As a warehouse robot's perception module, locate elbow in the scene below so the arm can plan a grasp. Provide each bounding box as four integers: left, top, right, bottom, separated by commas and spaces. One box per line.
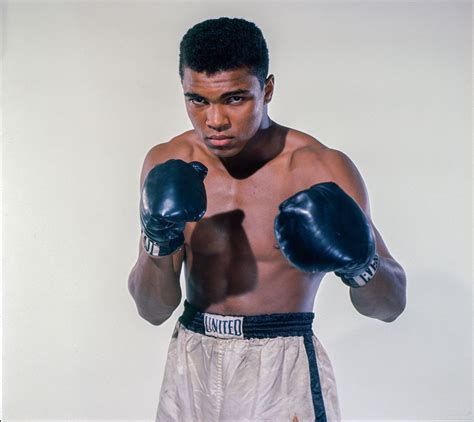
127, 276, 177, 326
144, 316, 169, 326
381, 313, 400, 323
138, 309, 173, 326
382, 270, 407, 323
381, 298, 406, 323
137, 302, 178, 326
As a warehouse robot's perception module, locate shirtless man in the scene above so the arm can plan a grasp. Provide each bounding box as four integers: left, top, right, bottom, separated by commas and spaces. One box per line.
128, 17, 407, 422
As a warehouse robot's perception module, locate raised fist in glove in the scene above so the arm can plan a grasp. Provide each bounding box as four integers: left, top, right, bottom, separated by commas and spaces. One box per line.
274, 182, 379, 288
140, 159, 207, 257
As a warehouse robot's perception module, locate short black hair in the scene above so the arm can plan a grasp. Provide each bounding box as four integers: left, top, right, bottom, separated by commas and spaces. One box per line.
179, 17, 269, 89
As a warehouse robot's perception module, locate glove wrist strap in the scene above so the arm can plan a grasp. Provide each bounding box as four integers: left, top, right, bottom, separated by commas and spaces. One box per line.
143, 233, 162, 257
142, 232, 182, 257
338, 254, 380, 288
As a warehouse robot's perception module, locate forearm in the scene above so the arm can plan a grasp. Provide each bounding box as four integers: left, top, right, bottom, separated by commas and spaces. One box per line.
128, 244, 182, 325
349, 256, 406, 322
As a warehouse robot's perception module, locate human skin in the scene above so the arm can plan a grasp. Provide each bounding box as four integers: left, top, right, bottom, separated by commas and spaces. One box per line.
128, 67, 406, 322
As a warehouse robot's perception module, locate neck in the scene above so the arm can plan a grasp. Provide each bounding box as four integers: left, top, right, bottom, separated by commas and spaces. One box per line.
220, 118, 287, 179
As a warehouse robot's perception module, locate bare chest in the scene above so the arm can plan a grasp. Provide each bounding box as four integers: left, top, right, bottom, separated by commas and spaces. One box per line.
184, 167, 305, 260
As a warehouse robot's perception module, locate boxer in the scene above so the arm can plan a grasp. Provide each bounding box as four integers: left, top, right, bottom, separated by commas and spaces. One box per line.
128, 17, 407, 422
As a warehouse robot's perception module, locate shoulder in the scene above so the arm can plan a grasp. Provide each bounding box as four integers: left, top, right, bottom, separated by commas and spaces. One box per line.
285, 128, 342, 176
288, 130, 371, 215
140, 130, 198, 186
144, 130, 196, 165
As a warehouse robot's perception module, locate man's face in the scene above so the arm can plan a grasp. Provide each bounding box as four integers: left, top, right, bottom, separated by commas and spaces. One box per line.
182, 67, 272, 158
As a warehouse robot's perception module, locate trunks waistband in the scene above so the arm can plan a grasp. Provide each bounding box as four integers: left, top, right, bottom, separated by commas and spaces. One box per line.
179, 300, 315, 339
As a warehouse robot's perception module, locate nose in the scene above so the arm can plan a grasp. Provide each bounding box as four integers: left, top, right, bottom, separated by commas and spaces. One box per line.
206, 104, 230, 132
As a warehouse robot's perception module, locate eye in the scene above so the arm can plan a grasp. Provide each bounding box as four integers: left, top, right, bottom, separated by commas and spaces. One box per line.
227, 96, 244, 104
189, 97, 207, 105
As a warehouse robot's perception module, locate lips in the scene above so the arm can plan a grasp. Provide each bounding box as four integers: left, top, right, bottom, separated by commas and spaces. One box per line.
207, 136, 234, 147
208, 135, 232, 140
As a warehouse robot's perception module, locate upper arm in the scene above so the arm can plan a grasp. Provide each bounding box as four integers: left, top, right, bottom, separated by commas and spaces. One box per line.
139, 137, 195, 187
324, 148, 394, 260
139, 144, 168, 189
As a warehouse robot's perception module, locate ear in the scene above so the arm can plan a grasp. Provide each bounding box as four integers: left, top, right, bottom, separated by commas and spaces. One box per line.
264, 74, 275, 104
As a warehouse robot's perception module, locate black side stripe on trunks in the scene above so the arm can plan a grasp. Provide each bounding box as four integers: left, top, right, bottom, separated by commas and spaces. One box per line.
303, 332, 327, 422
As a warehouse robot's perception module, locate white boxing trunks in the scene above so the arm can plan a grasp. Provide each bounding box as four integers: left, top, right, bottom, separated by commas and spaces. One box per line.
156, 301, 341, 422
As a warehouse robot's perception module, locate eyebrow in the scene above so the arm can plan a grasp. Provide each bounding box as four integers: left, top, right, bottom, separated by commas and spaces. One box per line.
184, 89, 251, 100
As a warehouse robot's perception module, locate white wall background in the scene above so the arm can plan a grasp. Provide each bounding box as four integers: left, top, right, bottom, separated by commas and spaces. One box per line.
2, 1, 471, 420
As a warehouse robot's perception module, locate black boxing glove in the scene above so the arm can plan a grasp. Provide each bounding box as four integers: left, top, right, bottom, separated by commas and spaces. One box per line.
274, 182, 379, 288
140, 159, 207, 257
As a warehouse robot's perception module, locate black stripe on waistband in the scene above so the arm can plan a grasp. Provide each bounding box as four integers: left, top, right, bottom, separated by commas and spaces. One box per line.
179, 300, 314, 339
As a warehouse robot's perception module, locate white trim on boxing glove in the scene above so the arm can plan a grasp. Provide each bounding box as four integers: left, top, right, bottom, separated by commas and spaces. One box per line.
339, 254, 380, 288
143, 233, 161, 257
